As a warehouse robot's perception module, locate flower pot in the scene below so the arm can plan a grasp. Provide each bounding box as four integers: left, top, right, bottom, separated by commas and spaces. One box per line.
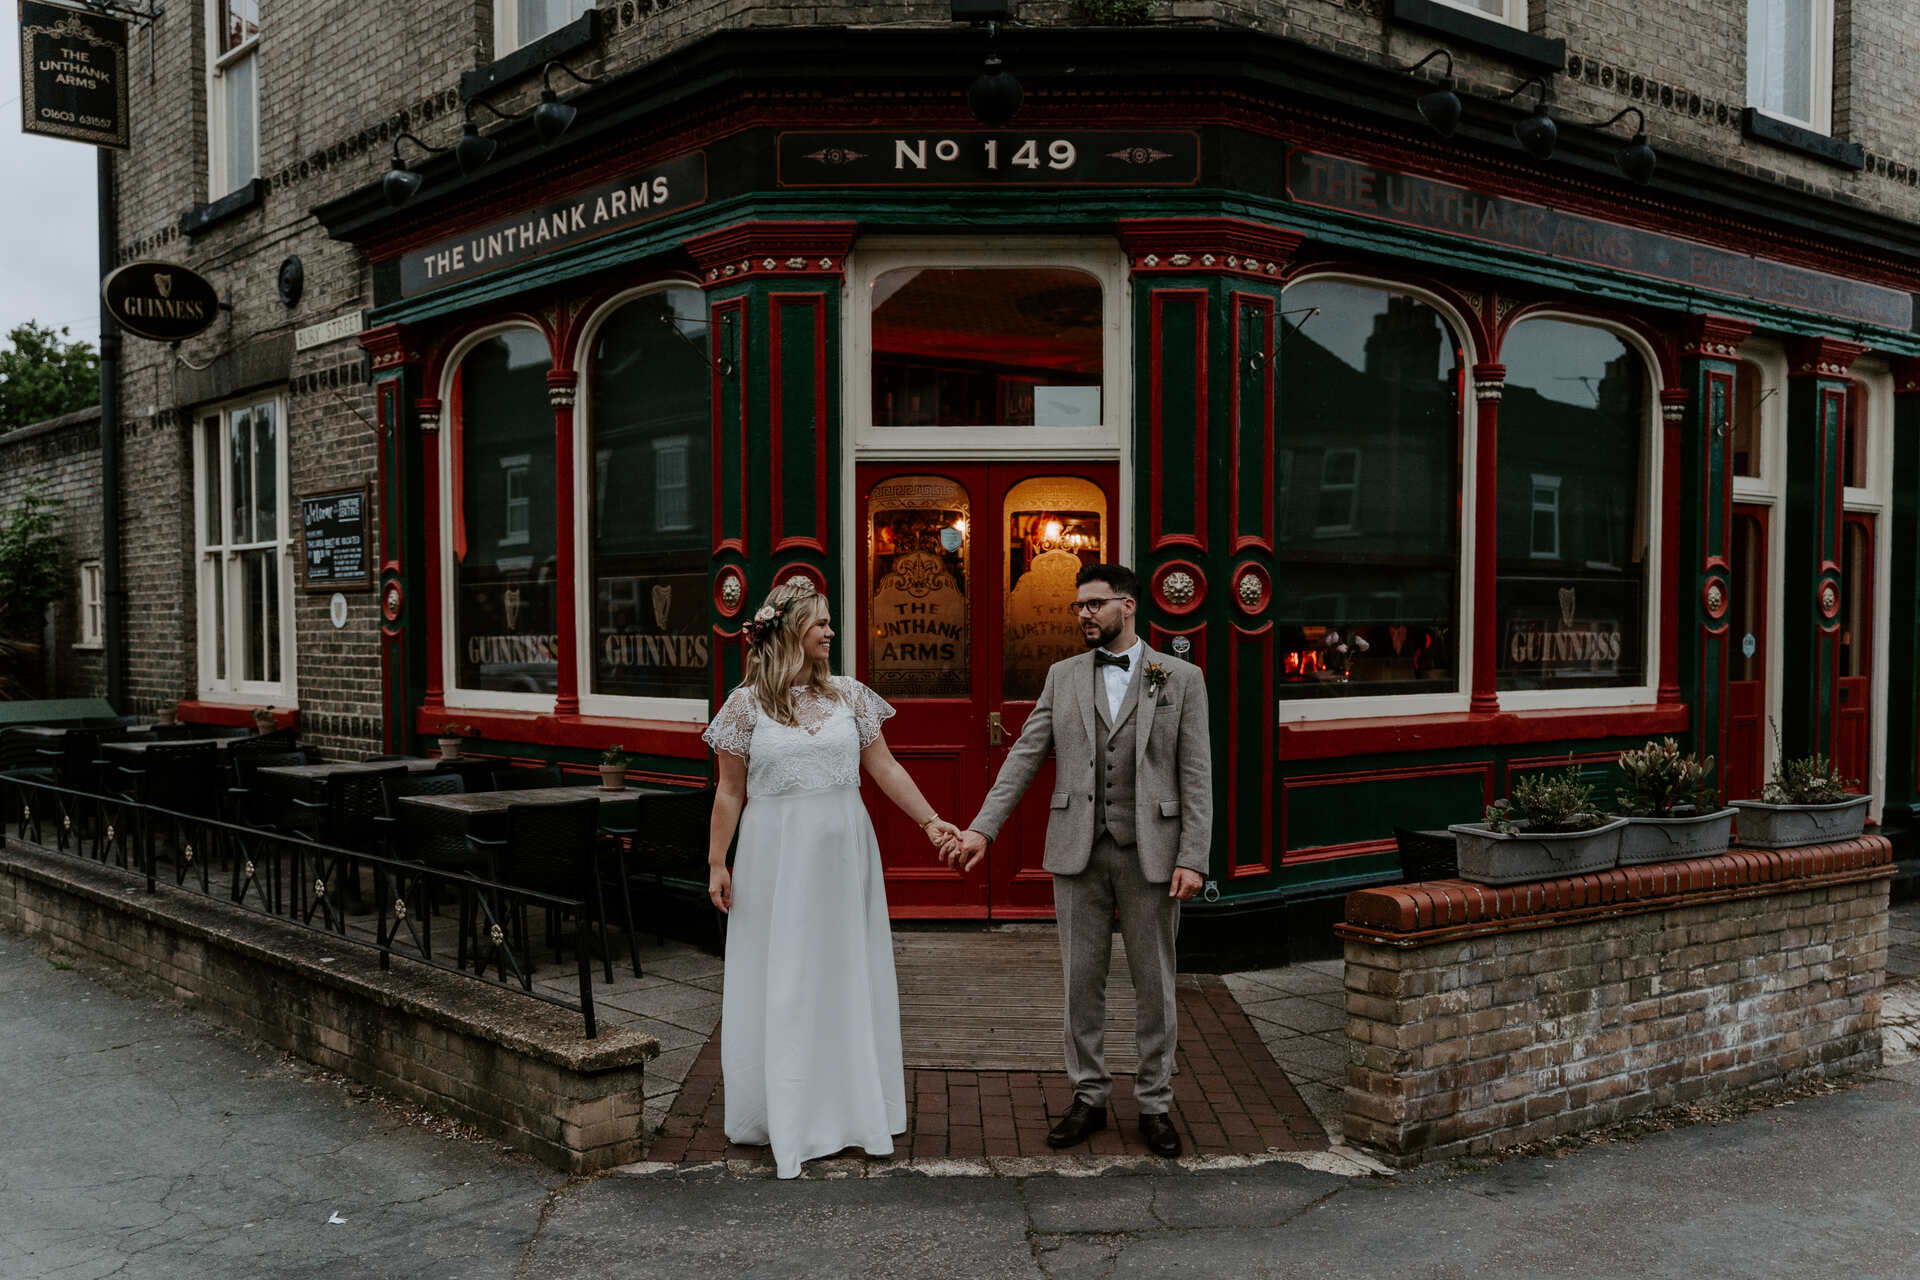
251, 711, 276, 735
155, 706, 178, 726
1729, 795, 1871, 849
598, 765, 628, 792
437, 737, 463, 760
1447, 816, 1629, 886
1616, 808, 1737, 865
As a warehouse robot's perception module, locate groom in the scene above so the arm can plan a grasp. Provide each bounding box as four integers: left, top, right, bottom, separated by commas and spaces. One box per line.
946, 563, 1212, 1157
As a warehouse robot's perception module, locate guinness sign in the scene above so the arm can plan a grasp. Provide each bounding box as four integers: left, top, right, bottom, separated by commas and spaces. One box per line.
101, 261, 220, 342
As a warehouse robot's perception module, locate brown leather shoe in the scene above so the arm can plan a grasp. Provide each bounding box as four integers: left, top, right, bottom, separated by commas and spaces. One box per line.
1138, 1112, 1181, 1158
1046, 1099, 1108, 1149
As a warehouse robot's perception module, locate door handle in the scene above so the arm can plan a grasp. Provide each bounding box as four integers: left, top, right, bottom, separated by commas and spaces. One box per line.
988, 711, 1004, 748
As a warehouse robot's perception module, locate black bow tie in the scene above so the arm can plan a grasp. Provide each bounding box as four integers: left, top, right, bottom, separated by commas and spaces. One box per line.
1095, 650, 1131, 670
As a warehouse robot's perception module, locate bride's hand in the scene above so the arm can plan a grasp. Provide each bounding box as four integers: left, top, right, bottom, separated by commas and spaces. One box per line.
708, 865, 732, 915
923, 817, 961, 854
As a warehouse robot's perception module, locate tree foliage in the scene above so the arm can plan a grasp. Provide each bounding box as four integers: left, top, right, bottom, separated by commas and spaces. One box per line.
0, 483, 65, 640
0, 322, 98, 433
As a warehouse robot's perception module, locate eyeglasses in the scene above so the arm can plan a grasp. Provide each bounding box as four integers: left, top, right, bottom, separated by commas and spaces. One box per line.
1066, 596, 1130, 616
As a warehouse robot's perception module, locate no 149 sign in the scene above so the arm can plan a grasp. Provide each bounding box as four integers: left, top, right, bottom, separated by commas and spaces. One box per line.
777, 130, 1201, 187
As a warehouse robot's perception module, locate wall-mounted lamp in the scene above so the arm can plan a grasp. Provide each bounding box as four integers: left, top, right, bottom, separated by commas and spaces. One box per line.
1405, 49, 1461, 138
1595, 106, 1658, 184
454, 98, 528, 176
383, 131, 449, 208
534, 60, 603, 145
966, 22, 1023, 126
1503, 76, 1557, 160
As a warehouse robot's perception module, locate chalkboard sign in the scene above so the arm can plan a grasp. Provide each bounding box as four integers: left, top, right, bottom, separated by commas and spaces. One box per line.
300, 486, 372, 591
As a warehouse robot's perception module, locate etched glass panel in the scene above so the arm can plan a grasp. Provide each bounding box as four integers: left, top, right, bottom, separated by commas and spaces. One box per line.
1002, 477, 1105, 701
868, 475, 971, 698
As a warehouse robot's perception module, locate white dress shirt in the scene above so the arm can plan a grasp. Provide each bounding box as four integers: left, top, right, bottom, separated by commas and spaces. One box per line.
1098, 638, 1145, 723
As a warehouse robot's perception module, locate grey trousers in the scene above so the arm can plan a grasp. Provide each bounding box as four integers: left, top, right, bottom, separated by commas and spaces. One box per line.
1053, 834, 1181, 1114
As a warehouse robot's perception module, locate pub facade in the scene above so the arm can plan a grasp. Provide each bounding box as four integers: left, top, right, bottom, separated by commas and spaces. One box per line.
53, 0, 1920, 954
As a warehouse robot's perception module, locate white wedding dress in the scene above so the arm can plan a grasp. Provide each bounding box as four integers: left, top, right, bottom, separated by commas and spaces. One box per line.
702, 676, 906, 1177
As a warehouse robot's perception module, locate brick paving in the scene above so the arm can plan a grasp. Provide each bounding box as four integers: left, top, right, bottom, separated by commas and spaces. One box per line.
646, 974, 1326, 1167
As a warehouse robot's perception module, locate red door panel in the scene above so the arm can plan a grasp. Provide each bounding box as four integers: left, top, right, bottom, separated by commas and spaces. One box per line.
1836, 515, 1873, 793
1725, 506, 1768, 807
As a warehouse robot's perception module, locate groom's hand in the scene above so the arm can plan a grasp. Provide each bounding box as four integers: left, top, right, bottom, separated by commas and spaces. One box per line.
949, 828, 989, 875
1169, 868, 1204, 902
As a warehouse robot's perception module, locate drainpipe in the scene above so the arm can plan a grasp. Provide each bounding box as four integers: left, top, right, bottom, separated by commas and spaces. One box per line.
98, 147, 126, 712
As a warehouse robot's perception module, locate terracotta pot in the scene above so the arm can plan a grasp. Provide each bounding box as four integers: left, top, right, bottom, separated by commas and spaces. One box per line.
438, 737, 463, 760
599, 764, 628, 792
155, 706, 178, 726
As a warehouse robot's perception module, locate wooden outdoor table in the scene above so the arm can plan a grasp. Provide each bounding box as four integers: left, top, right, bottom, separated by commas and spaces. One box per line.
253, 757, 443, 804
400, 783, 674, 841
101, 736, 237, 757
13, 724, 152, 743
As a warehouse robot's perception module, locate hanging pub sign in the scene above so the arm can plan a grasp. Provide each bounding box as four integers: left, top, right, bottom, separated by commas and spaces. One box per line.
18, 1, 129, 149
101, 260, 220, 342
777, 131, 1200, 187
299, 486, 372, 591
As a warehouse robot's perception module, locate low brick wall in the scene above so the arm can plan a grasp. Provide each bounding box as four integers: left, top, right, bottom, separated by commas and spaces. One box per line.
0, 839, 658, 1172
1335, 838, 1892, 1168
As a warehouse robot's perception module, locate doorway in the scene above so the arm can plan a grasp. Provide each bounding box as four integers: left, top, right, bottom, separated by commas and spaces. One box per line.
1726, 504, 1770, 805
856, 461, 1120, 917
1837, 513, 1874, 792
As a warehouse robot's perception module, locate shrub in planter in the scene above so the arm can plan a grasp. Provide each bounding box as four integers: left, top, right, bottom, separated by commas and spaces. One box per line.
1613, 738, 1735, 864
1732, 750, 1869, 849
437, 722, 475, 759
599, 744, 630, 791
1449, 761, 1627, 885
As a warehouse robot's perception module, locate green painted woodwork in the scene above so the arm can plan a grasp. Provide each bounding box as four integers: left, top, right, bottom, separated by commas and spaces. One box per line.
376, 369, 426, 757
1282, 767, 1487, 853
1679, 357, 1738, 792
1780, 374, 1847, 760
1883, 389, 1920, 825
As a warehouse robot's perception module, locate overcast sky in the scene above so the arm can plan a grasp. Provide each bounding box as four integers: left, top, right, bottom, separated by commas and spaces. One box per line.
3, 4, 103, 348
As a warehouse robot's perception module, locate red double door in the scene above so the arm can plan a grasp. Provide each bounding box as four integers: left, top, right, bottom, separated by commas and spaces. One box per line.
854, 462, 1119, 918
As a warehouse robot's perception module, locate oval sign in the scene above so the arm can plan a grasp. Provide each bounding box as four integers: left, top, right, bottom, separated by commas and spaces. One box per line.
101, 260, 220, 342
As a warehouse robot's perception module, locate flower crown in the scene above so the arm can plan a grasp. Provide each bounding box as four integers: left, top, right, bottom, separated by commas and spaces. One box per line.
743, 588, 815, 650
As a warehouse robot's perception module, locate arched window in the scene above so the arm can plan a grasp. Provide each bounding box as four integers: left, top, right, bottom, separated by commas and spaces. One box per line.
582, 286, 713, 704
1276, 279, 1466, 700
1496, 318, 1652, 693
449, 328, 556, 697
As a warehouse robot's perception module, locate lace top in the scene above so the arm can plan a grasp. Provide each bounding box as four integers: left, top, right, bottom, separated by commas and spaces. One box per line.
702, 676, 896, 797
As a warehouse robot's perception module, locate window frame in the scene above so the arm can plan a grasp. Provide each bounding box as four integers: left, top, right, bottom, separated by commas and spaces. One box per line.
492, 0, 589, 56
1843, 360, 1893, 820
1528, 474, 1562, 560
437, 323, 557, 715
77, 560, 104, 649
192, 391, 294, 703
1745, 0, 1835, 136
1493, 312, 1662, 713
205, 1, 261, 201
1429, 0, 1528, 29
569, 282, 715, 724
1311, 448, 1364, 538
1274, 272, 1480, 725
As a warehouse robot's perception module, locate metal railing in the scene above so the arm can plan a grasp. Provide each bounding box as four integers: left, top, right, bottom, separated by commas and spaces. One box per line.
0, 775, 600, 1037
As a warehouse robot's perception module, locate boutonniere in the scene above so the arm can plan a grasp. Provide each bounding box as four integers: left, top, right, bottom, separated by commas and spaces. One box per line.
1144, 661, 1170, 696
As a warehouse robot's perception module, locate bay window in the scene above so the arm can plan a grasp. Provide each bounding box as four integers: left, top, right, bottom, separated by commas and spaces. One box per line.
1496, 318, 1653, 696
195, 394, 293, 700
1276, 279, 1466, 702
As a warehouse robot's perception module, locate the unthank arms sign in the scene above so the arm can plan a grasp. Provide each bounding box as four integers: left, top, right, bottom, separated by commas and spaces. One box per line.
19, 0, 129, 149
398, 151, 706, 297
1288, 150, 1914, 331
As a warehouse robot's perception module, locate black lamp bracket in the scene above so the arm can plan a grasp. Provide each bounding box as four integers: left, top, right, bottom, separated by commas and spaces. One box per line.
1245, 306, 1322, 371
543, 59, 603, 95
1404, 48, 1454, 81
1501, 75, 1553, 109
1595, 106, 1647, 135
391, 130, 450, 164
659, 309, 736, 376
467, 98, 529, 127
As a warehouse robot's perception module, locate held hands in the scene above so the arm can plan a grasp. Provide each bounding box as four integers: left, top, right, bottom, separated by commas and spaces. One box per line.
937, 828, 989, 875
921, 816, 962, 856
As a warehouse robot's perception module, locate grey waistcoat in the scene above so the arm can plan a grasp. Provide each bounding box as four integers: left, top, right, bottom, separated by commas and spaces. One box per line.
1092, 662, 1145, 847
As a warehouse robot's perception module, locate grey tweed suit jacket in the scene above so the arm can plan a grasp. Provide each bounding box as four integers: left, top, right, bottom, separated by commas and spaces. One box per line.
968, 646, 1213, 883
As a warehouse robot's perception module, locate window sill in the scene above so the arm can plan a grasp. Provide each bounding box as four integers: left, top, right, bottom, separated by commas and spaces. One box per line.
1741, 108, 1865, 171
1386, 0, 1566, 75
180, 178, 267, 238
72, 642, 104, 652
414, 705, 709, 758
180, 700, 299, 730
462, 10, 600, 102
1276, 701, 1687, 761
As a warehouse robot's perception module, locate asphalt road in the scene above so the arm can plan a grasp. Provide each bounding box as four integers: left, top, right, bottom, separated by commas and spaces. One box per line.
4, 930, 1918, 1280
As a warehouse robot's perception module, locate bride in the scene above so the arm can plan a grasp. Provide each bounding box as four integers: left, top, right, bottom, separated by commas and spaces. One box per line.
702, 581, 958, 1177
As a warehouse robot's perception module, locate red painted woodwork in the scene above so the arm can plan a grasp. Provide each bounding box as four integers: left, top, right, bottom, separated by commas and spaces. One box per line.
711, 295, 749, 556
855, 461, 1120, 919
1658, 386, 1687, 704
1726, 505, 1769, 807
179, 702, 299, 730
1228, 623, 1274, 877
1146, 623, 1206, 672
549, 370, 581, 717
1837, 513, 1874, 793
1230, 290, 1276, 554
1115, 219, 1306, 283
1275, 702, 1690, 762
768, 292, 830, 553
1147, 289, 1208, 552
417, 397, 446, 715
683, 221, 857, 285
1280, 762, 1495, 865
1469, 362, 1505, 714
410, 703, 710, 759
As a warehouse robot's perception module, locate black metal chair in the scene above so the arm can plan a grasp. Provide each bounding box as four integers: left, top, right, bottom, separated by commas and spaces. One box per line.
231, 725, 299, 750
226, 748, 310, 828
469, 798, 626, 980
1395, 826, 1459, 883
112, 742, 221, 878
373, 771, 482, 963
286, 765, 406, 917
602, 788, 719, 955
491, 763, 564, 791
0, 727, 57, 782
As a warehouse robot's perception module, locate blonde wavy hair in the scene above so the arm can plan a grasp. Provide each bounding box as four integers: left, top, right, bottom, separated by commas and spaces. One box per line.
741, 582, 839, 727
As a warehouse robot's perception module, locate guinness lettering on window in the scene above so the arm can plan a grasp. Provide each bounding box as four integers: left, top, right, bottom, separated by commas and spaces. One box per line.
102, 261, 221, 342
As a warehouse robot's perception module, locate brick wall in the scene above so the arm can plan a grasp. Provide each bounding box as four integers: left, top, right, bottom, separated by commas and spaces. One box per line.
1337, 839, 1892, 1167
0, 409, 106, 699
0, 835, 658, 1172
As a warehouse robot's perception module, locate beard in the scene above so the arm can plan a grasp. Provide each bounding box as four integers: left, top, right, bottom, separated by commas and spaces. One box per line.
1081, 616, 1124, 650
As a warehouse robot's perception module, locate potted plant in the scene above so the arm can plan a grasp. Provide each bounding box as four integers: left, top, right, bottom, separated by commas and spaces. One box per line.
1731, 746, 1870, 849
155, 702, 179, 726
1613, 738, 1736, 865
251, 704, 277, 735
437, 722, 475, 760
599, 744, 629, 792
1449, 759, 1628, 885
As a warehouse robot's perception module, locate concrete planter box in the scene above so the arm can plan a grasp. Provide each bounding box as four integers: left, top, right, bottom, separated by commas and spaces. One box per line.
1447, 816, 1628, 885
1730, 795, 1871, 849
1616, 808, 1737, 865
